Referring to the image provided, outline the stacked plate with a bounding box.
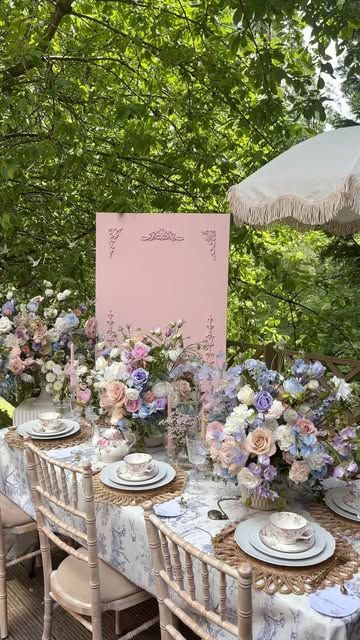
[100,460,176,492]
[235,516,335,567]
[17,419,80,440]
[325,486,360,522]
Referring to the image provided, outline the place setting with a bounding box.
[234,511,336,569]
[16,412,80,440]
[96,452,187,507]
[324,482,360,523]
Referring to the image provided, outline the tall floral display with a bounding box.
[0,284,96,405]
[202,358,359,505]
[89,322,201,443]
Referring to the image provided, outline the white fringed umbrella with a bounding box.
[228,126,360,235]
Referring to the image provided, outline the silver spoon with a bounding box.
[208,497,238,520]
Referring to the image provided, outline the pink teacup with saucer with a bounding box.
[269,511,314,546]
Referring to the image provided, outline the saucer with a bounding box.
[331,487,358,515]
[259,523,315,553]
[116,463,158,482]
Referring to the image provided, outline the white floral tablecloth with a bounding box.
[1,429,360,640]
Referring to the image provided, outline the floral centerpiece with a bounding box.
[0,283,96,405]
[203,358,359,507]
[89,321,202,444]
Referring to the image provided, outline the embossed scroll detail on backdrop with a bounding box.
[96,213,230,361]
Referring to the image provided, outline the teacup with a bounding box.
[269,511,314,545]
[39,412,61,432]
[123,453,153,477]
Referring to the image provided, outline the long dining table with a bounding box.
[1,429,360,640]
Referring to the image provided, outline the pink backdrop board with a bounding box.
[96,213,230,364]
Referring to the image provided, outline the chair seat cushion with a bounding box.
[51,548,142,606]
[0,493,34,528]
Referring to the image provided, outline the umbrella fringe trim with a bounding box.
[228,175,360,234]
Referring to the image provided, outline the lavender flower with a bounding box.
[254,391,273,412]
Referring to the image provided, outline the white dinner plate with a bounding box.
[107,461,167,487]
[17,420,80,440]
[234,517,335,567]
[248,518,326,560]
[324,492,360,523]
[331,487,358,515]
[100,462,176,492]
[21,419,74,438]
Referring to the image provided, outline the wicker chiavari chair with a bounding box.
[0,494,41,639]
[144,502,253,640]
[25,440,159,640]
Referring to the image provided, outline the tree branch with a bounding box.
[2,0,74,86]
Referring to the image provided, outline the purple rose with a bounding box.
[1,300,15,316]
[254,391,273,412]
[131,368,149,386]
[347,461,358,474]
[155,397,167,411]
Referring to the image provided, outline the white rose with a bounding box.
[306,380,319,391]
[274,424,295,451]
[53,380,63,392]
[4,335,18,348]
[126,387,140,401]
[168,348,183,363]
[76,365,88,377]
[104,361,128,382]
[238,467,261,490]
[153,381,173,398]
[110,347,120,359]
[46,372,56,383]
[46,360,55,370]
[58,289,71,301]
[225,404,250,432]
[45,288,53,297]
[330,376,352,401]
[95,356,107,372]
[45,384,53,394]
[0,317,13,334]
[265,399,284,420]
[43,280,52,287]
[6,291,13,300]
[237,385,255,406]
[54,316,69,336]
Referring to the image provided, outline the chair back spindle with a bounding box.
[144,502,253,640]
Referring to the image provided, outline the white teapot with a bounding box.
[95,427,136,464]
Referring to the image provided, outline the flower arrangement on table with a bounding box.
[0,283,96,405]
[202,357,359,505]
[89,321,202,443]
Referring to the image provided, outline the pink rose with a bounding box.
[84,316,97,341]
[218,437,248,475]
[24,357,35,368]
[33,322,47,343]
[77,387,91,404]
[8,357,25,375]
[21,344,30,354]
[245,427,276,457]
[143,391,156,404]
[206,421,224,442]
[100,381,127,409]
[132,342,150,360]
[125,398,141,413]
[289,460,310,484]
[10,346,21,358]
[296,418,317,436]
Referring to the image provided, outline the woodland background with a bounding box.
[1,0,360,357]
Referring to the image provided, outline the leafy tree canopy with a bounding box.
[1,0,360,355]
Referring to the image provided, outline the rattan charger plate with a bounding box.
[4,422,92,450]
[212,514,360,596]
[93,467,187,507]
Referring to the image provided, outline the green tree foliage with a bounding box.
[1,0,360,356]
